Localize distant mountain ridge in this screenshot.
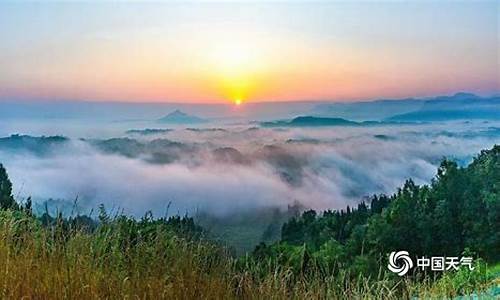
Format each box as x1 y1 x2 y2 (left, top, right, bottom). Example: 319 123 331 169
0 134 69 155
312 98 424 120
261 116 410 127
387 93 500 121
158 110 207 124
313 92 500 122
126 128 173 135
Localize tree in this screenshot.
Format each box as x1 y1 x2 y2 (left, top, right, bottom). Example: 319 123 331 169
256 145 500 276
0 164 18 210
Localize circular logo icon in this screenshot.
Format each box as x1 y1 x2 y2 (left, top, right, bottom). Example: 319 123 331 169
388 251 413 276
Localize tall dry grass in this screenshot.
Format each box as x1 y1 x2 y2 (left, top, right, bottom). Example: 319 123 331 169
0 210 492 299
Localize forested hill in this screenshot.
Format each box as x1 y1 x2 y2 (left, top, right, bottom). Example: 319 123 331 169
252 145 499 274
0 146 497 297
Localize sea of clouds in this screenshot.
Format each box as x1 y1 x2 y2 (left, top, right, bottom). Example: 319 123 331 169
0 120 499 218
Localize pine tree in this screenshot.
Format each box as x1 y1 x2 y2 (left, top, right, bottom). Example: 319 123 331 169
0 163 18 210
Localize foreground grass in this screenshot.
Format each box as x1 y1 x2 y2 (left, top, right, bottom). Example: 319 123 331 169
0 210 495 299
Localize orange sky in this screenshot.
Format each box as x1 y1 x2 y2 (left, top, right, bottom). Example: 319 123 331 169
0 2 498 104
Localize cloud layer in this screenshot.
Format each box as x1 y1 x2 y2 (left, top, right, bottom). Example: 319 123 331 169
1 121 499 217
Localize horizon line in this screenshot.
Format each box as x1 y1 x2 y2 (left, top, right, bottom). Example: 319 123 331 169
0 90 498 106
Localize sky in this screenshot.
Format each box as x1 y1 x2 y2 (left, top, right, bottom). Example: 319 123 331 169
0 1 498 104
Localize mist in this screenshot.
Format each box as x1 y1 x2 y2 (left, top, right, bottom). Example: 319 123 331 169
1 119 498 218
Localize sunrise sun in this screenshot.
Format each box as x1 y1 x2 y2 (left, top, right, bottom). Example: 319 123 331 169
204 40 266 105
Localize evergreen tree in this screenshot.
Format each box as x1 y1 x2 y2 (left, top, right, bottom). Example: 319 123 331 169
0 163 18 210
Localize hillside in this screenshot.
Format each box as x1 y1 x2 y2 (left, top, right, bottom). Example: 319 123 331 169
254 145 499 266
0 145 497 298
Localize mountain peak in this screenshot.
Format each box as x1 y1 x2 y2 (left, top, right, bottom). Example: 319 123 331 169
158 110 207 124
167 109 188 117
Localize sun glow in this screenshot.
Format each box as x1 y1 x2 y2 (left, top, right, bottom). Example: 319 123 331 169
206 41 266 104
